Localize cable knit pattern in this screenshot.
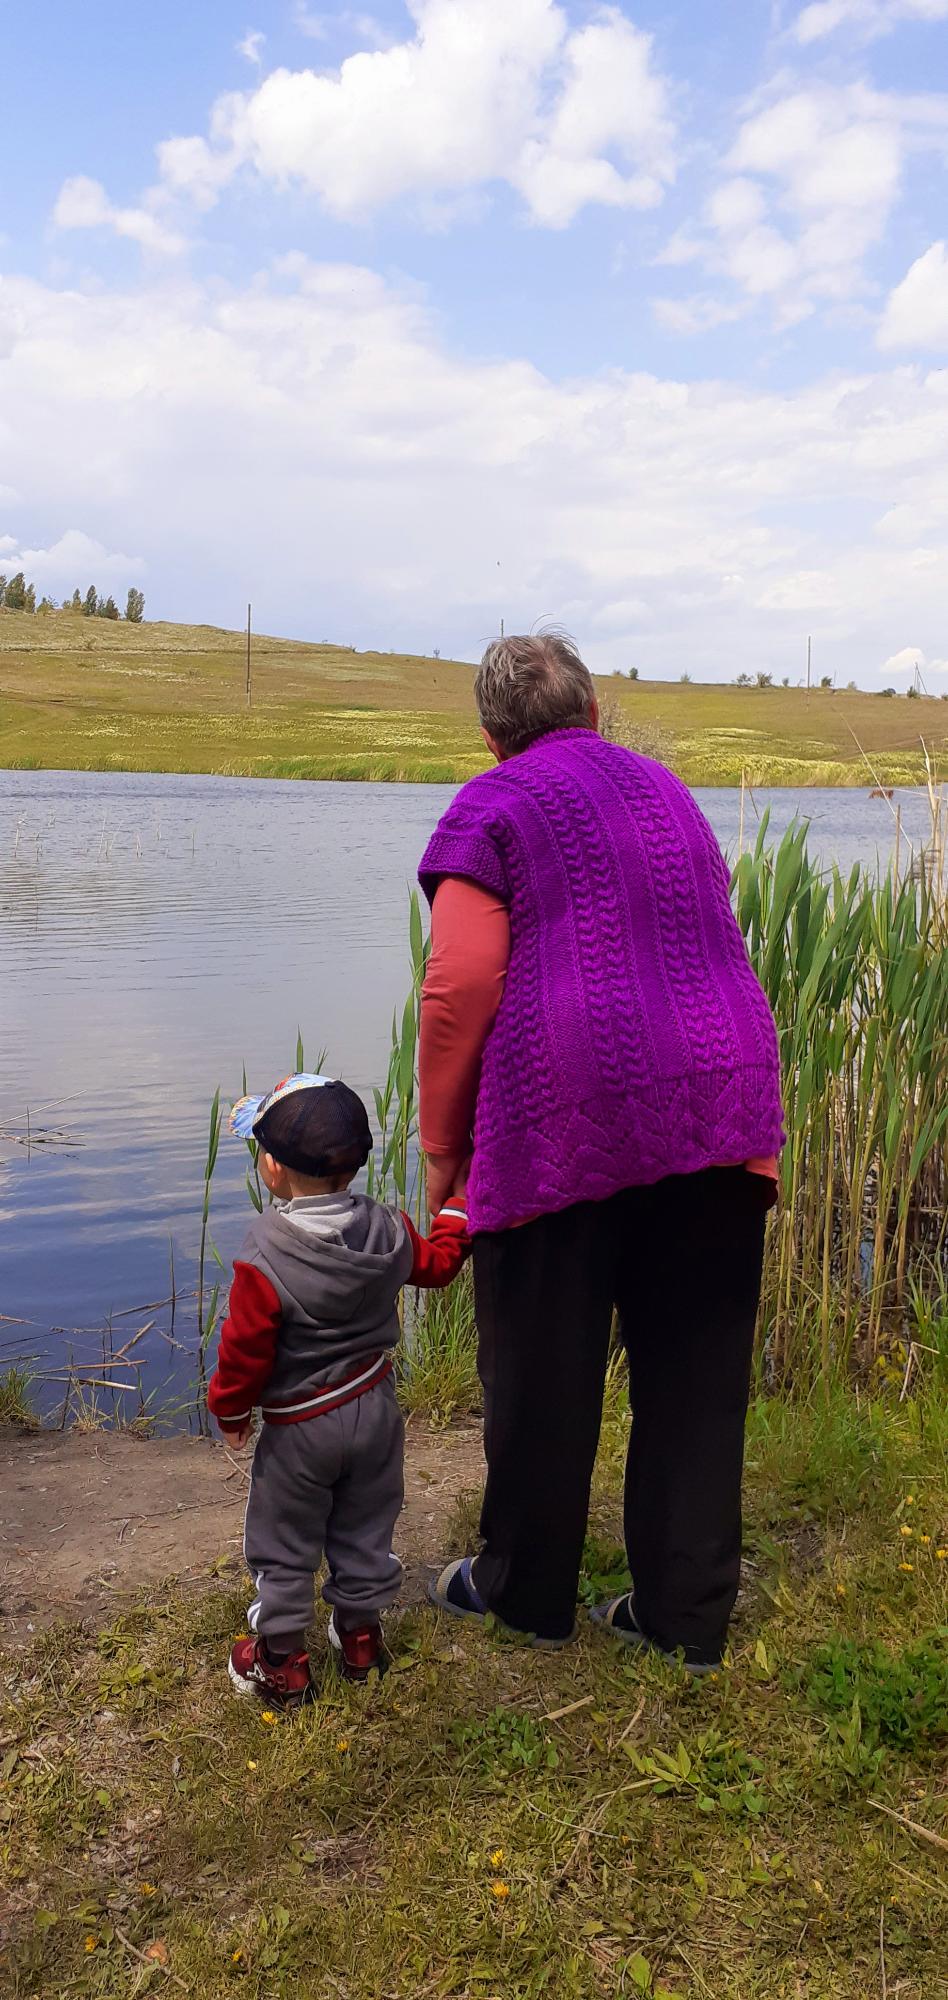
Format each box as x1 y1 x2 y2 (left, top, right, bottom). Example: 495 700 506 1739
419 730 784 1234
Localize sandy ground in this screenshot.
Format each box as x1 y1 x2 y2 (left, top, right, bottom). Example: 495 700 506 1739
0 1419 484 1647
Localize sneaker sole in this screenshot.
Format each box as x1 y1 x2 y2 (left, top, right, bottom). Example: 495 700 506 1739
228 1658 259 1698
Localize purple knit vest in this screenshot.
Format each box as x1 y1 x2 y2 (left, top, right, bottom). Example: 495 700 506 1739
419 730 784 1235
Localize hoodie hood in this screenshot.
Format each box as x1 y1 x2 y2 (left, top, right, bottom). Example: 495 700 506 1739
263 1193 408 1330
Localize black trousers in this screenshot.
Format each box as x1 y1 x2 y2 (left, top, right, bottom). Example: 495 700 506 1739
472 1168 767 1658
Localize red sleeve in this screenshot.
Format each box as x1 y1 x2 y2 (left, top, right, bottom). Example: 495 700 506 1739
402 1203 470 1288
206 1262 282 1435
419 878 511 1164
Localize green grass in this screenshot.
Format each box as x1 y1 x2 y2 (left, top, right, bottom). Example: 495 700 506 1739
2 608 947 787
1 1389 946 1999
0 1366 37 1426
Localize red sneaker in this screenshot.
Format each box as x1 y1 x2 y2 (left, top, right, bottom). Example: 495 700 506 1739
328 1613 388 1682
228 1636 313 1708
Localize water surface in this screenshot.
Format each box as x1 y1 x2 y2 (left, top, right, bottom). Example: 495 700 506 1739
0 771 933 1419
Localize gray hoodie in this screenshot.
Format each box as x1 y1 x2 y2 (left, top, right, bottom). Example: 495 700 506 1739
238 1192 414 1413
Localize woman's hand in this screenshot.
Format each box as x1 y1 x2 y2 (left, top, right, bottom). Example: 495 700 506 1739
426 1152 469 1216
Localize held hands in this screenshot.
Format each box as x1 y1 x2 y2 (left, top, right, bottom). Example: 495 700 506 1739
426 1153 470 1216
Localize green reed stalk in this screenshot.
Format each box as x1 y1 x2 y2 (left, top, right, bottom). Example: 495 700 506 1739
196 1087 224 1424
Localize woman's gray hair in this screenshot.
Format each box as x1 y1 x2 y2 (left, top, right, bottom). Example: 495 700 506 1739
474 633 596 754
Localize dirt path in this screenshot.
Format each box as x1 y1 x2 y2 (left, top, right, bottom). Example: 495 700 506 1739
0 1419 484 1647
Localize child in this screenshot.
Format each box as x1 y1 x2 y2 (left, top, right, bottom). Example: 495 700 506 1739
207 1072 467 1704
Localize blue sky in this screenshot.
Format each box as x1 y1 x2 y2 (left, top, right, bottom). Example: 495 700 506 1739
2 0 948 681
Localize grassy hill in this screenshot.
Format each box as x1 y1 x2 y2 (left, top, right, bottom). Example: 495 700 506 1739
1 609 946 787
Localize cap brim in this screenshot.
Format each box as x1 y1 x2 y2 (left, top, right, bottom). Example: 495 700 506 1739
229 1094 266 1140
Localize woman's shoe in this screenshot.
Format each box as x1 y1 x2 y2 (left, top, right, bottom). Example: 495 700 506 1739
589 1594 720 1677
429 1557 576 1648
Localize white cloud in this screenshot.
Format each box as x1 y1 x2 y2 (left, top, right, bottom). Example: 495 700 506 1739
794 0 948 44
879 241 948 349
0 528 143 585
293 5 393 43
237 28 266 65
881 643 948 676
2 259 948 680
652 293 747 334
154 0 676 228
52 175 185 256
661 82 948 328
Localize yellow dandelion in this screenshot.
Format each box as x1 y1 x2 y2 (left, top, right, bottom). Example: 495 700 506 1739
336 1738 350 1753
899 1562 914 1573
899 1524 913 1537
905 1495 915 1505
490 1881 511 1900
246 1760 257 1771
937 1548 947 1560
231 1947 245 1964
919 1534 931 1545
139 1882 156 1897
835 1584 847 1598
84 1936 98 1953
488 1849 505 1869
260 1710 277 1725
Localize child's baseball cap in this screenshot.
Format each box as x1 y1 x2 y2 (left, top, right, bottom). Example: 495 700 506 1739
230 1073 372 1178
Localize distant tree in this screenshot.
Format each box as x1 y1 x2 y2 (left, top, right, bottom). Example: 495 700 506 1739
735 672 752 687
125 587 145 624
906 684 921 700
4 571 28 611
755 672 773 688
819 675 833 689
880 687 896 698
69 588 83 613
82 585 98 617
781 676 790 687
37 595 57 613
0 576 6 608
97 594 120 620
24 581 36 612
679 672 692 684
598 695 671 764
846 679 858 691
432 647 441 659
628 666 639 681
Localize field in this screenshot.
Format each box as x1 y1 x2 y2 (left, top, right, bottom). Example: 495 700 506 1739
1 1391 946 1999
2 610 947 787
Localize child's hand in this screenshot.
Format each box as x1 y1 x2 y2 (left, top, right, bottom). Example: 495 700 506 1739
223 1421 252 1449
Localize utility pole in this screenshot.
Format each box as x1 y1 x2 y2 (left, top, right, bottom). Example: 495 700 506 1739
246 602 252 709
806 634 811 695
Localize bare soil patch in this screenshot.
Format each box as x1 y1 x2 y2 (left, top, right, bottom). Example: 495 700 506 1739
0 1418 484 1646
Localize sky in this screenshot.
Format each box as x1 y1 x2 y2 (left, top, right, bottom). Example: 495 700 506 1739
1 1 948 682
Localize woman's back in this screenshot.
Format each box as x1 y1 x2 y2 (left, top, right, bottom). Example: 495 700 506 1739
420 728 783 1232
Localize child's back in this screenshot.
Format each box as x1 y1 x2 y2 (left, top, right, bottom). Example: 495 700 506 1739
207 1074 466 1701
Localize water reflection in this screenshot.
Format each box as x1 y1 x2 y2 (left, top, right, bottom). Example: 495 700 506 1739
0 770 934 1419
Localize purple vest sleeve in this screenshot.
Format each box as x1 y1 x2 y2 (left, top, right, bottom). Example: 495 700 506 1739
418 793 508 907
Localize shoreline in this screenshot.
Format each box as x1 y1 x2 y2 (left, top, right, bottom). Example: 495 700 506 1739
1 757 941 790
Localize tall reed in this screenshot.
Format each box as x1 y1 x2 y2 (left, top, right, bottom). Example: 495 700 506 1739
733 819 948 1391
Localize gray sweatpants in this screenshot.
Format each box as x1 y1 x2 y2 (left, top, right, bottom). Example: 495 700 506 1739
244 1375 404 1649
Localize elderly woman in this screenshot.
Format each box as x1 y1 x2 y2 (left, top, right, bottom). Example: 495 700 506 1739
418 634 783 1669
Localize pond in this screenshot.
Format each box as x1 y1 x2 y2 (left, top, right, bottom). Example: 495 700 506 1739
0 770 935 1422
